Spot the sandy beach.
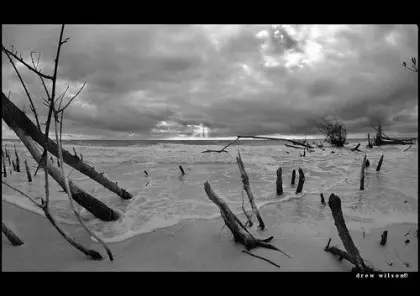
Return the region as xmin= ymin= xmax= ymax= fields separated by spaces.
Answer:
xmin=2 ymin=201 xmax=417 ymax=272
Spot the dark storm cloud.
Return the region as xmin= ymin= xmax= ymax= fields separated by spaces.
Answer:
xmin=2 ymin=24 xmax=418 ymax=139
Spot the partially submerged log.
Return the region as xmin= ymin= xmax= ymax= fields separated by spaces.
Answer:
xmin=295 ymin=168 xmax=305 ymax=194
xmin=2 ymin=93 xmax=133 ymax=200
xmin=360 ymin=155 xmax=367 ymax=190
xmin=204 ymin=181 xmax=291 ymax=259
xmin=291 ymin=169 xmax=296 ymax=185
xmin=326 ymin=193 xmax=375 ymax=272
xmin=2 ymin=222 xmax=24 ymax=246
xmin=236 ymin=152 xmax=265 ymax=230
xmin=24 ymin=159 xmax=32 ymax=182
xmin=380 ymin=230 xmax=388 ymax=246
xmin=8 ymin=126 xmax=120 ymax=222
xmin=276 ymin=167 xmax=283 ymax=195
xmin=376 ymin=155 xmax=384 ymax=172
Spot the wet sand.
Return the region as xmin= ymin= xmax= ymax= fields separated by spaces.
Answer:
xmin=2 ymin=202 xmax=417 ymax=272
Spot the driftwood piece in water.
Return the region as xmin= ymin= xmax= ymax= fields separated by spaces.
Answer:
xmin=291 ymin=169 xmax=296 ymax=185
xmin=350 ymin=143 xmax=361 ymax=152
xmin=204 ymin=181 xmax=291 ymax=259
xmin=24 ymin=159 xmax=32 ymax=182
xmin=360 ymin=155 xmax=367 ymax=190
xmin=285 ymin=144 xmax=303 ymax=149
xmin=2 ymin=93 xmax=133 ymax=200
xmin=320 ymin=193 xmax=326 ymax=205
xmin=380 ymin=230 xmax=388 ymax=246
xmin=236 ymin=152 xmax=265 ymax=230
xmin=327 ymin=193 xmax=374 ymax=272
xmin=179 ymin=165 xmax=185 ymax=176
xmin=9 ymin=127 xmax=120 ymax=222
xmin=236 ymin=135 xmax=313 ymax=149
xmin=2 ymin=222 xmax=24 ymax=246
xmin=295 ymin=168 xmax=305 ymax=194
xmin=276 ymin=167 xmax=283 ymax=195
xmin=376 ymin=155 xmax=384 ymax=172
xmin=14 ymin=145 xmax=20 ymax=172
xmin=403 ymin=145 xmax=412 ymax=152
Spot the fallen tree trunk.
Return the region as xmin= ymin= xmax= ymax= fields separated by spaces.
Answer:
xmin=2 ymin=222 xmax=24 ymax=246
xmin=7 ymin=126 xmax=120 ymax=222
xmin=2 ymin=92 xmax=133 ymax=200
xmin=327 ymin=193 xmax=374 ymax=272
xmin=204 ymin=181 xmax=291 ymax=259
xmin=236 ymin=152 xmax=265 ymax=230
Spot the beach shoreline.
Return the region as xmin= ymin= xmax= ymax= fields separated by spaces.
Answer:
xmin=2 ymin=201 xmax=417 ymax=272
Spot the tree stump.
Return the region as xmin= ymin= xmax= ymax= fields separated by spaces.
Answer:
xmin=291 ymin=169 xmax=296 ymax=185
xmin=295 ymin=168 xmax=305 ymax=194
xmin=276 ymin=167 xmax=283 ymax=195
xmin=376 ymin=155 xmax=384 ymax=172
xmin=360 ymin=155 xmax=367 ymax=190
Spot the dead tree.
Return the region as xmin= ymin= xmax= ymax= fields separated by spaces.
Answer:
xmin=276 ymin=167 xmax=283 ymax=195
xmin=295 ymin=168 xmax=305 ymax=194
xmin=360 ymin=155 xmax=367 ymax=190
xmin=24 ymin=159 xmax=32 ymax=182
xmin=236 ymin=152 xmax=265 ymax=230
xmin=372 ymin=123 xmax=415 ymax=146
xmin=2 ymin=222 xmax=24 ymax=246
xmin=291 ymin=169 xmax=296 ymax=185
xmin=204 ymin=181 xmax=291 ymax=260
xmin=325 ymin=193 xmax=375 ymax=272
xmin=316 ymin=118 xmax=347 ymax=147
xmin=376 ymin=155 xmax=384 ymax=172
xmin=1 ymin=93 xmax=133 ymax=200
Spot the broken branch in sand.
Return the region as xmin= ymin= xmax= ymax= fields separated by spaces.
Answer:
xmin=24 ymin=159 xmax=32 ymax=182
xmin=236 ymin=152 xmax=265 ymax=230
xmin=2 ymin=222 xmax=24 ymax=246
xmin=179 ymin=165 xmax=185 ymax=176
xmin=242 ymin=250 xmax=281 ymax=268
xmin=380 ymin=230 xmax=388 ymax=246
xmin=350 ymin=143 xmax=361 ymax=152
xmin=360 ymin=154 xmax=367 ymax=190
xmin=276 ymin=167 xmax=283 ymax=195
xmin=376 ymin=155 xmax=384 ymax=172
xmin=295 ymin=168 xmax=305 ymax=194
xmin=204 ymin=181 xmax=291 ymax=260
xmin=326 ymin=193 xmax=376 ymax=272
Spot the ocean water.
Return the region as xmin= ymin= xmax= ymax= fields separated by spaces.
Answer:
xmin=2 ymin=139 xmax=418 ymax=243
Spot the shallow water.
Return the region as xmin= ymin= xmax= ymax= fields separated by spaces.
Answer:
xmin=2 ymin=139 xmax=418 ymax=243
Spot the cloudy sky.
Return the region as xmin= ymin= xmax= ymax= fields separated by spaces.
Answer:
xmin=2 ymin=24 xmax=418 ymax=140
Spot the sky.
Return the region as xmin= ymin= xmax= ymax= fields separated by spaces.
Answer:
xmin=2 ymin=24 xmax=418 ymax=140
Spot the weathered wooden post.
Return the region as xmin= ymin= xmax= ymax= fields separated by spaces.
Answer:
xmin=276 ymin=167 xmax=283 ymax=195
xmin=360 ymin=154 xmax=367 ymax=190
xmin=295 ymin=168 xmax=305 ymax=194
xmin=291 ymin=169 xmax=296 ymax=185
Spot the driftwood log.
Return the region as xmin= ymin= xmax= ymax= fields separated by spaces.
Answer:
xmin=295 ymin=168 xmax=305 ymax=194
xmin=376 ymin=155 xmax=384 ymax=172
xmin=276 ymin=167 xmax=283 ymax=195
xmin=236 ymin=152 xmax=265 ymax=230
xmin=360 ymin=155 xmax=367 ymax=190
xmin=2 ymin=222 xmax=24 ymax=246
xmin=326 ymin=193 xmax=375 ymax=272
xmin=7 ymin=126 xmax=120 ymax=222
xmin=204 ymin=182 xmax=291 ymax=260
xmin=24 ymin=159 xmax=32 ymax=182
xmin=2 ymin=93 xmax=133 ymax=200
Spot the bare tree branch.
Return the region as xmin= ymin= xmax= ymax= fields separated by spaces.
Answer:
xmin=2 ymin=181 xmax=41 ymax=208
